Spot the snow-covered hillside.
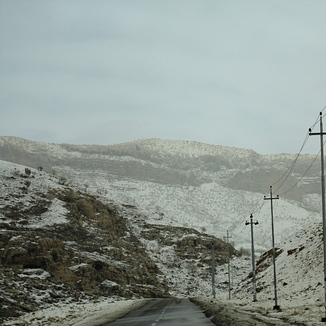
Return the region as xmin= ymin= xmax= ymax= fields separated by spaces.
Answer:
xmin=0 ymin=159 xmax=244 ymax=324
xmin=0 ymin=136 xmax=323 ymax=247
xmin=229 ymin=221 xmax=325 ymax=324
xmin=0 ymin=160 xmax=169 ymax=321
xmin=86 ymin=173 xmax=320 ymax=251
xmin=1 ymin=140 xmax=326 ymax=325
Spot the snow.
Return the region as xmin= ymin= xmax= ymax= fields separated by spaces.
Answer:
xmin=0 ymin=160 xmax=67 ymax=230
xmin=2 ymin=299 xmax=149 ymax=326
xmin=187 ymin=221 xmax=326 ymax=325
xmin=121 ymin=138 xmax=258 ymax=158
xmin=4 ymin=136 xmax=319 ymax=251
xmin=0 ymin=148 xmax=325 ymax=325
xmin=68 ymin=263 xmax=89 ymax=272
xmin=18 ymin=269 xmax=51 ymax=280
xmin=230 ymin=222 xmax=326 ymax=325
xmin=28 ymin=198 xmax=68 ymax=228
xmin=91 ymin=176 xmax=320 ymax=251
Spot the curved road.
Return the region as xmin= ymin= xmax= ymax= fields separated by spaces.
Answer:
xmin=104 ymin=298 xmax=214 ymax=326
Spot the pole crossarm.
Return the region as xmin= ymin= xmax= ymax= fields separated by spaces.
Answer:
xmin=264 ymin=190 xmax=279 ymax=202
xmin=309 ymin=112 xmax=326 ymax=322
xmin=245 ymin=214 xmax=259 ymax=226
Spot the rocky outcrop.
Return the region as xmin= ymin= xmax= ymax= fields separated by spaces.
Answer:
xmin=0 ymin=168 xmax=169 ymax=318
xmin=140 ymin=224 xmax=237 ymax=265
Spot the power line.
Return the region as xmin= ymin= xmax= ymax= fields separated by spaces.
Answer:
xmin=310 ymin=108 xmax=326 ymax=133
xmin=271 ymin=109 xmax=326 ymax=194
xmin=277 ymin=149 xmax=321 ymax=196
xmin=250 ymin=200 xmax=265 ymax=222
xmin=272 ymin=132 xmax=310 ymax=193
xmin=311 ymin=110 xmax=325 ymax=131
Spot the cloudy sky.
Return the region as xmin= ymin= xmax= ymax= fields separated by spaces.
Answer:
xmin=1 ymin=0 xmax=326 ymax=154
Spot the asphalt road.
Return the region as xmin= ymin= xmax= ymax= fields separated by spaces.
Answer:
xmin=104 ymin=298 xmax=214 ymax=326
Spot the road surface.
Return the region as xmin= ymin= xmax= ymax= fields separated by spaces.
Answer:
xmin=103 ymin=298 xmax=214 ymax=326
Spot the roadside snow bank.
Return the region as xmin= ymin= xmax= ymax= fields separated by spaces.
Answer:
xmin=231 ymin=296 xmax=324 ymax=326
xmin=192 ymin=297 xmax=321 ymax=326
xmin=3 ymin=299 xmax=150 ymax=326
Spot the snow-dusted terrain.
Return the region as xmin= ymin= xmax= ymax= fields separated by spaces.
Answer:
xmin=1 ymin=136 xmax=320 ymax=250
xmin=2 ymin=299 xmax=149 ymax=326
xmin=231 ymin=221 xmax=325 ymax=325
xmin=0 ymin=159 xmax=243 ymax=324
xmin=3 ymin=212 xmax=325 ymax=325
xmin=93 ymin=176 xmax=320 ymax=251
xmin=1 ymin=137 xmax=325 ymax=325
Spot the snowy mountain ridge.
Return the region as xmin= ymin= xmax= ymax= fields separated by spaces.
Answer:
xmin=0 ymin=136 xmax=257 ymax=157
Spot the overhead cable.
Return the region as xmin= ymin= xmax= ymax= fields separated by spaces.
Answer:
xmin=277 ymin=149 xmax=321 ymax=196
xmin=272 ymin=131 xmax=310 ymax=192
xmin=272 ymin=108 xmax=326 ymax=194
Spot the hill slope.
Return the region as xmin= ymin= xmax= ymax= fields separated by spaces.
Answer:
xmin=0 ymin=160 xmax=237 ymax=321
xmin=230 ymin=221 xmax=325 ymax=324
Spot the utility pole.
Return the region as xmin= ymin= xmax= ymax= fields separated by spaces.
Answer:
xmin=264 ymin=186 xmax=280 ymax=310
xmin=245 ymin=213 xmax=259 ymax=302
xmin=211 ymin=242 xmax=216 ymax=298
xmin=309 ymin=112 xmax=326 ymax=322
xmin=225 ymin=230 xmax=232 ymax=300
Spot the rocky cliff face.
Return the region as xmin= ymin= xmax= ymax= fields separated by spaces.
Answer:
xmin=0 ymin=161 xmax=236 ymax=319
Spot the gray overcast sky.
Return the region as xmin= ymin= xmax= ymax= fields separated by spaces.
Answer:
xmin=1 ymin=0 xmax=326 ymax=154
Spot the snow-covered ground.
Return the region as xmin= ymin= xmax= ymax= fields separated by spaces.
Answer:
xmin=230 ymin=221 xmax=326 ymax=325
xmin=2 ymin=299 xmax=149 ymax=326
xmin=3 ymin=288 xmax=324 ymax=326
xmin=193 ymin=296 xmax=321 ymax=325
xmin=83 ymin=172 xmax=320 ymax=252
xmin=1 ymin=156 xmax=325 ymax=325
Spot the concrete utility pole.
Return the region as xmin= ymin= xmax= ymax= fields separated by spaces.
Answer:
xmin=225 ymin=230 xmax=232 ymax=300
xmin=245 ymin=213 xmax=258 ymax=302
xmin=211 ymin=242 xmax=216 ymax=298
xmin=264 ymin=186 xmax=280 ymax=310
xmin=309 ymin=112 xmax=326 ymax=322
